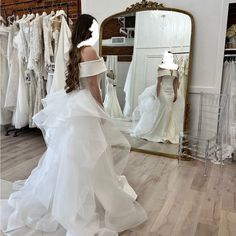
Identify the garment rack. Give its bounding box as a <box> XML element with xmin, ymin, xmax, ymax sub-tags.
<box><xmin>224</xmin><ymin>54</ymin><xmax>236</xmax><ymax>57</ymax></box>
<box><xmin>172</xmin><ymin>52</ymin><xmax>189</xmax><ymax>55</ymax></box>
<box><xmin>4</xmin><ymin>1</ymin><xmax>70</xmax><ymax>137</ymax></box>
<box><xmin>11</xmin><ymin>2</ymin><xmax>69</xmax><ymax>23</ymax></box>
<box><xmin>2</xmin><ymin>1</ymin><xmax>70</xmax><ymax>23</ymax></box>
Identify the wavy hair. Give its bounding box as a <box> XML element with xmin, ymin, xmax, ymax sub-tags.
<box><xmin>65</xmin><ymin>14</ymin><xmax>97</xmax><ymax>93</ymax></box>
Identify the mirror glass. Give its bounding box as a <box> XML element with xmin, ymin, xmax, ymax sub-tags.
<box><xmin>100</xmin><ymin>9</ymin><xmax>192</xmax><ymax>157</ymax></box>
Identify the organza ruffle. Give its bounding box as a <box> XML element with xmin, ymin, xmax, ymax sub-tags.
<box><xmin>0</xmin><ymin>89</ymin><xmax>147</xmax><ymax>236</ymax></box>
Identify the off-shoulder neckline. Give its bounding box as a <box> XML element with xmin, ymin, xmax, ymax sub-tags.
<box><xmin>158</xmin><ymin>67</ymin><xmax>178</xmax><ymax>71</ymax></box>
<box><xmin>79</xmin><ymin>57</ymin><xmax>104</xmax><ymax>65</ymax></box>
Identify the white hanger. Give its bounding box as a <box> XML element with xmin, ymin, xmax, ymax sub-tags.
<box><xmin>21</xmin><ymin>14</ymin><xmax>27</xmax><ymax>21</ymax></box>
<box><xmin>25</xmin><ymin>13</ymin><xmax>35</xmax><ymax>22</ymax></box>
<box><xmin>50</xmin><ymin>9</ymin><xmax>66</xmax><ymax>20</ymax></box>
<box><xmin>17</xmin><ymin>14</ymin><xmax>26</xmax><ymax>23</ymax></box>
<box><xmin>49</xmin><ymin>11</ymin><xmax>55</xmax><ymax>17</ymax></box>
<box><xmin>25</xmin><ymin>13</ymin><xmax>31</xmax><ymax>21</ymax></box>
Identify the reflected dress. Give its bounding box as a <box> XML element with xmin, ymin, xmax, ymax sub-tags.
<box><xmin>132</xmin><ymin>69</ymin><xmax>184</xmax><ymax>144</ymax></box>
<box><xmin>0</xmin><ymin>58</ymin><xmax>147</xmax><ymax>236</ymax></box>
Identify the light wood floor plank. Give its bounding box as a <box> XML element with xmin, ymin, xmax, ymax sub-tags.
<box><xmin>1</xmin><ymin>131</ymin><xmax>236</xmax><ymax>236</ymax></box>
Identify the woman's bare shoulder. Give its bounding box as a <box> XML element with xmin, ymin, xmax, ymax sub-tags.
<box><xmin>80</xmin><ymin>46</ymin><xmax>99</xmax><ymax>62</ymax></box>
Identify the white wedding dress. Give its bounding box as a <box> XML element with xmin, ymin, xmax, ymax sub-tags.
<box><xmin>0</xmin><ymin>58</ymin><xmax>147</xmax><ymax>236</ymax></box>
<box><xmin>132</xmin><ymin>69</ymin><xmax>184</xmax><ymax>144</ymax></box>
<box><xmin>103</xmin><ymin>77</ymin><xmax>123</xmax><ymax>118</ymax></box>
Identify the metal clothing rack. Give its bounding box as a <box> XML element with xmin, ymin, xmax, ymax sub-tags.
<box><xmin>3</xmin><ymin>1</ymin><xmax>70</xmax><ymax>137</ymax></box>
<box><xmin>172</xmin><ymin>52</ymin><xmax>189</xmax><ymax>55</ymax></box>
<box><xmin>224</xmin><ymin>54</ymin><xmax>236</xmax><ymax>57</ymax></box>
<box><xmin>2</xmin><ymin>1</ymin><xmax>70</xmax><ymax>23</ymax></box>
<box><xmin>5</xmin><ymin>126</ymin><xmax>38</xmax><ymax>137</ymax></box>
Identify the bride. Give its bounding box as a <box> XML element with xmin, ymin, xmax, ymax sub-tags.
<box><xmin>0</xmin><ymin>14</ymin><xmax>147</xmax><ymax>236</ymax></box>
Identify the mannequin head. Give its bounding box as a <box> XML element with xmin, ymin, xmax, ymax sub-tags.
<box><xmin>159</xmin><ymin>51</ymin><xmax>178</xmax><ymax>70</ymax></box>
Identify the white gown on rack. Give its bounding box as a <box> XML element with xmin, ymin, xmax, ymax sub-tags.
<box><xmin>4</xmin><ymin>22</ymin><xmax>20</xmax><ymax>113</ymax></box>
<box><xmin>12</xmin><ymin>23</ymin><xmax>30</xmax><ymax>129</ymax></box>
<box><xmin>103</xmin><ymin>55</ymin><xmax>123</xmax><ymax>118</ymax></box>
<box><xmin>104</xmin><ymin>77</ymin><xmax>123</xmax><ymax>118</ymax></box>
<box><xmin>0</xmin><ymin>25</ymin><xmax>12</xmax><ymax>125</ymax></box>
<box><xmin>132</xmin><ymin>69</ymin><xmax>184</xmax><ymax>144</ymax></box>
<box><xmin>123</xmin><ymin>60</ymin><xmax>134</xmax><ymax>118</ymax></box>
<box><xmin>50</xmin><ymin>15</ymin><xmax>71</xmax><ymax>93</ymax></box>
<box><xmin>0</xmin><ymin>58</ymin><xmax>147</xmax><ymax>236</ymax></box>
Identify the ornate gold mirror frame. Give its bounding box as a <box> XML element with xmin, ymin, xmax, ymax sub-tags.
<box><xmin>99</xmin><ymin>0</ymin><xmax>195</xmax><ymax>159</ymax></box>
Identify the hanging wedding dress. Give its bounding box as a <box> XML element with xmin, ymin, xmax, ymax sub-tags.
<box><xmin>103</xmin><ymin>56</ymin><xmax>123</xmax><ymax>118</ymax></box>
<box><xmin>12</xmin><ymin>21</ymin><xmax>30</xmax><ymax>128</ymax></box>
<box><xmin>0</xmin><ymin>24</ymin><xmax>12</xmax><ymax>125</ymax></box>
<box><xmin>174</xmin><ymin>55</ymin><xmax>189</xmax><ymax>98</ymax></box>
<box><xmin>24</xmin><ymin>14</ymin><xmax>38</xmax><ymax>128</ymax></box>
<box><xmin>49</xmin><ymin>14</ymin><xmax>71</xmax><ymax>93</ymax></box>
<box><xmin>132</xmin><ymin>69</ymin><xmax>184</xmax><ymax>143</ymax></box>
<box><xmin>221</xmin><ymin>60</ymin><xmax>236</xmax><ymax>158</ymax></box>
<box><xmin>0</xmin><ymin>58</ymin><xmax>147</xmax><ymax>236</ymax></box>
<box><xmin>123</xmin><ymin>59</ymin><xmax>134</xmax><ymax>118</ymax></box>
<box><xmin>4</xmin><ymin>22</ymin><xmax>20</xmax><ymax>113</ymax></box>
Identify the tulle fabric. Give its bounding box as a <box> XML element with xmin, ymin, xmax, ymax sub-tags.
<box><xmin>131</xmin><ymin>77</ymin><xmax>184</xmax><ymax>143</ymax></box>
<box><xmin>0</xmin><ymin>89</ymin><xmax>147</xmax><ymax>236</ymax></box>
<box><xmin>132</xmin><ymin>85</ymin><xmax>160</xmax><ymax>136</ymax></box>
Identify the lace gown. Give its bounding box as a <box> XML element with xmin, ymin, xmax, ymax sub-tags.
<box><xmin>0</xmin><ymin>58</ymin><xmax>147</xmax><ymax>236</ymax></box>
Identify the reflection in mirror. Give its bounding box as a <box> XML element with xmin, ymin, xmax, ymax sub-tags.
<box><xmin>101</xmin><ymin>9</ymin><xmax>192</xmax><ymax>157</ymax></box>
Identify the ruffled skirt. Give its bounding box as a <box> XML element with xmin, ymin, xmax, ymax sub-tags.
<box><xmin>0</xmin><ymin>89</ymin><xmax>147</xmax><ymax>236</ymax></box>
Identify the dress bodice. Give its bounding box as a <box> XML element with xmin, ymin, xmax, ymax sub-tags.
<box><xmin>79</xmin><ymin>58</ymin><xmax>107</xmax><ymax>89</ymax></box>
<box><xmin>158</xmin><ymin>68</ymin><xmax>178</xmax><ymax>93</ymax></box>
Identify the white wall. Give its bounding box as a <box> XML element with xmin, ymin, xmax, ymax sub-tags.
<box><xmin>81</xmin><ymin>0</ymin><xmax>233</xmax><ymax>94</ymax></box>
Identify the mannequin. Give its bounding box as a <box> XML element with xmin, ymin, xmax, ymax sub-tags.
<box><xmin>132</xmin><ymin>51</ymin><xmax>184</xmax><ymax>144</ymax></box>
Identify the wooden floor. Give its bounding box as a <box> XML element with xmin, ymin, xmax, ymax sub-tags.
<box><xmin>1</xmin><ymin>130</ymin><xmax>236</xmax><ymax>236</ymax></box>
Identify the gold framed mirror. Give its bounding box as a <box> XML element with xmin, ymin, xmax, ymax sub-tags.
<box><xmin>99</xmin><ymin>0</ymin><xmax>194</xmax><ymax>158</ymax></box>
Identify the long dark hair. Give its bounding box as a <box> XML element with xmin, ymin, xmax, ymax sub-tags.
<box><xmin>65</xmin><ymin>14</ymin><xmax>97</xmax><ymax>93</ymax></box>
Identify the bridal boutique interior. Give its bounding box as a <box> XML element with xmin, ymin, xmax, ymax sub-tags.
<box><xmin>1</xmin><ymin>0</ymin><xmax>236</xmax><ymax>236</ymax></box>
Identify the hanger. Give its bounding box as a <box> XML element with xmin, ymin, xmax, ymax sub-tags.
<box><xmin>26</xmin><ymin>13</ymin><xmax>35</xmax><ymax>22</ymax></box>
<box><xmin>17</xmin><ymin>14</ymin><xmax>26</xmax><ymax>23</ymax></box>
<box><xmin>50</xmin><ymin>9</ymin><xmax>67</xmax><ymax>21</ymax></box>
<box><xmin>25</xmin><ymin>9</ymin><xmax>32</xmax><ymax>21</ymax></box>
<box><xmin>50</xmin><ymin>11</ymin><xmax>55</xmax><ymax>16</ymax></box>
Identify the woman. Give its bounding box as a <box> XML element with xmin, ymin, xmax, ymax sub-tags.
<box><xmin>132</xmin><ymin>51</ymin><xmax>184</xmax><ymax>144</ymax></box>
<box><xmin>0</xmin><ymin>14</ymin><xmax>147</xmax><ymax>236</ymax></box>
